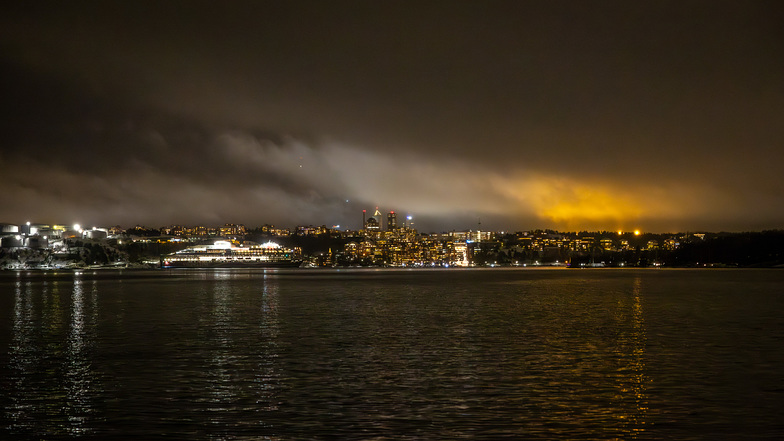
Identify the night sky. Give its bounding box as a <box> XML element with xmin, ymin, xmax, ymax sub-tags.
<box><xmin>2</xmin><ymin>1</ymin><xmax>783</xmax><ymax>232</ymax></box>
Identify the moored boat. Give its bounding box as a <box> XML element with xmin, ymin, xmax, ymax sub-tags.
<box><xmin>161</xmin><ymin>240</ymin><xmax>302</xmax><ymax>268</ymax></box>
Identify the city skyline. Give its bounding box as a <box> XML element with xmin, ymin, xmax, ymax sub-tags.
<box><xmin>2</xmin><ymin>2</ymin><xmax>783</xmax><ymax>233</ymax></box>
<box><xmin>5</xmin><ymin>213</ymin><xmax>784</xmax><ymax>270</ymax></box>
<box><xmin>1</xmin><ymin>213</ymin><xmax>776</xmax><ymax>236</ymax></box>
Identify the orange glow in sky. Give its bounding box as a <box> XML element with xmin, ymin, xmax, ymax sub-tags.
<box><xmin>523</xmin><ymin>178</ymin><xmax>645</xmax><ymax>229</ymax></box>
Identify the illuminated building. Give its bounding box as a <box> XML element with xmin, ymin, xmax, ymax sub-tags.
<box><xmin>387</xmin><ymin>211</ymin><xmax>397</xmax><ymax>231</ymax></box>
<box><xmin>60</xmin><ymin>229</ymin><xmax>81</xmax><ymax>240</ymax></box>
<box><xmin>364</xmin><ymin>207</ymin><xmax>381</xmax><ymax>231</ymax></box>
<box><xmin>359</xmin><ymin>240</ymin><xmax>377</xmax><ymax>260</ymax></box>
<box><xmin>470</xmin><ymin>230</ymin><xmax>491</xmax><ymax>242</ymax></box>
<box><xmin>191</xmin><ymin>226</ymin><xmax>208</xmax><ymax>236</ymax></box>
<box><xmin>219</xmin><ymin>223</ymin><xmax>246</xmax><ymax>236</ymax></box>
<box><xmin>1</xmin><ymin>235</ymin><xmax>24</xmax><ymax>248</ymax></box>
<box><xmin>451</xmin><ymin>241</ymin><xmax>470</xmax><ymax>267</ymax></box>
<box><xmin>0</xmin><ymin>223</ymin><xmax>19</xmax><ymax>234</ymax></box>
<box><xmin>83</xmin><ymin>227</ymin><xmax>108</xmax><ymax>240</ymax></box>
<box><xmin>25</xmin><ymin>235</ymin><xmax>49</xmax><ymax>249</ymax></box>
<box><xmin>343</xmin><ymin>241</ymin><xmax>359</xmax><ymax>260</ymax></box>
<box><xmin>295</xmin><ymin>225</ymin><xmax>328</xmax><ymax>236</ymax></box>
<box><xmin>365</xmin><ymin>217</ymin><xmax>379</xmax><ymax>230</ymax></box>
<box><xmin>20</xmin><ymin>222</ymin><xmax>37</xmax><ymax>236</ymax></box>
<box><xmin>162</xmin><ymin>225</ymin><xmax>186</xmax><ymax>236</ymax></box>
<box><xmin>580</xmin><ymin>237</ymin><xmax>595</xmax><ymax>251</ymax></box>
<box><xmin>34</xmin><ymin>225</ymin><xmax>62</xmax><ymax>239</ymax></box>
<box><xmin>450</xmin><ymin>231</ymin><xmax>469</xmax><ymax>241</ymax></box>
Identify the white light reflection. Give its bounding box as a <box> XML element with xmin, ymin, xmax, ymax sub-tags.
<box><xmin>7</xmin><ymin>279</ymin><xmax>36</xmax><ymax>433</ymax></box>
<box><xmin>65</xmin><ymin>275</ymin><xmax>98</xmax><ymax>436</ymax></box>
<box><xmin>256</xmin><ymin>271</ymin><xmax>281</xmax><ymax>415</ymax></box>
<box><xmin>198</xmin><ymin>270</ymin><xmax>282</xmax><ymax>433</ymax></box>
<box><xmin>206</xmin><ymin>273</ymin><xmax>238</xmax><ymax>418</ymax></box>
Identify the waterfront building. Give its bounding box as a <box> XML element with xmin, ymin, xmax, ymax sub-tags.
<box><xmin>20</xmin><ymin>222</ymin><xmax>37</xmax><ymax>236</ymax></box>
<box><xmin>1</xmin><ymin>235</ymin><xmax>24</xmax><ymax>248</ymax></box>
<box><xmin>220</xmin><ymin>223</ymin><xmax>246</xmax><ymax>236</ymax></box>
<box><xmin>0</xmin><ymin>224</ymin><xmax>19</xmax><ymax>234</ymax></box>
<box><xmin>83</xmin><ymin>227</ymin><xmax>108</xmax><ymax>240</ymax></box>
<box><xmin>25</xmin><ymin>235</ymin><xmax>49</xmax><ymax>249</ymax></box>
<box><xmin>451</xmin><ymin>241</ymin><xmax>470</xmax><ymax>267</ymax></box>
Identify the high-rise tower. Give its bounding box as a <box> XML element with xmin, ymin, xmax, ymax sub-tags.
<box><xmin>387</xmin><ymin>211</ymin><xmax>397</xmax><ymax>231</ymax></box>
<box><xmin>364</xmin><ymin>207</ymin><xmax>381</xmax><ymax>231</ymax></box>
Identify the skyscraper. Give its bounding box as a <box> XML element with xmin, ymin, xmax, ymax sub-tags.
<box><xmin>364</xmin><ymin>207</ymin><xmax>381</xmax><ymax>231</ymax></box>
<box><xmin>387</xmin><ymin>211</ymin><xmax>397</xmax><ymax>231</ymax></box>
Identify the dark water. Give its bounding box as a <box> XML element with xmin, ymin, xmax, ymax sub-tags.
<box><xmin>1</xmin><ymin>269</ymin><xmax>783</xmax><ymax>440</ymax></box>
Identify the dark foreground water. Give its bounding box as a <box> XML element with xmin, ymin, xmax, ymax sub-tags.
<box><xmin>1</xmin><ymin>269</ymin><xmax>783</xmax><ymax>440</ymax></box>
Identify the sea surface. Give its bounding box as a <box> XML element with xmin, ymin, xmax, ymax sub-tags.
<box><xmin>1</xmin><ymin>268</ymin><xmax>783</xmax><ymax>440</ymax></box>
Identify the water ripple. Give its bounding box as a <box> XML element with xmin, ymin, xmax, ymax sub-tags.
<box><xmin>1</xmin><ymin>269</ymin><xmax>783</xmax><ymax>439</ymax></box>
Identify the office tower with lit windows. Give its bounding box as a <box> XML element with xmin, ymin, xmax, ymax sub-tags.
<box><xmin>387</xmin><ymin>211</ymin><xmax>397</xmax><ymax>231</ymax></box>
<box><xmin>364</xmin><ymin>207</ymin><xmax>381</xmax><ymax>231</ymax></box>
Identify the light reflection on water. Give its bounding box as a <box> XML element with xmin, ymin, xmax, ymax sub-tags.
<box><xmin>6</xmin><ymin>274</ymin><xmax>100</xmax><ymax>437</ymax></box>
<box><xmin>8</xmin><ymin>279</ymin><xmax>33</xmax><ymax>433</ymax></box>
<box><xmin>65</xmin><ymin>276</ymin><xmax>99</xmax><ymax>436</ymax></box>
<box><xmin>614</xmin><ymin>277</ymin><xmax>647</xmax><ymax>437</ymax></box>
<box><xmin>1</xmin><ymin>269</ymin><xmax>784</xmax><ymax>439</ymax></box>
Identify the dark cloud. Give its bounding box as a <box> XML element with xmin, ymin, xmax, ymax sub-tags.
<box><xmin>1</xmin><ymin>1</ymin><xmax>783</xmax><ymax>231</ymax></box>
